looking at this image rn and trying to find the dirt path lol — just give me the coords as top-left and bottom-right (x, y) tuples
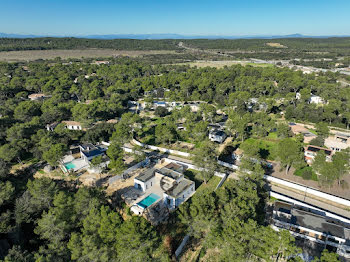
(218, 137), (233, 154)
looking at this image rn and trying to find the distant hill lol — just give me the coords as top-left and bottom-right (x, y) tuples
(1, 32), (349, 40)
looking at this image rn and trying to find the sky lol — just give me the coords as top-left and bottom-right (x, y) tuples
(0, 0), (349, 36)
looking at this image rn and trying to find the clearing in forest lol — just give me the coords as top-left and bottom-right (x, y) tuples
(266, 42), (287, 48)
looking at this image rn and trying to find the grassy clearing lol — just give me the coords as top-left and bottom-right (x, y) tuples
(195, 176), (221, 194)
(294, 166), (318, 181)
(243, 137), (279, 160)
(266, 132), (278, 140)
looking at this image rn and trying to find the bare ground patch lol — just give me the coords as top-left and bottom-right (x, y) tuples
(266, 42), (287, 48)
(0, 49), (178, 61)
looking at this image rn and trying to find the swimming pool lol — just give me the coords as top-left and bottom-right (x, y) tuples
(137, 193), (160, 209)
(64, 162), (76, 171)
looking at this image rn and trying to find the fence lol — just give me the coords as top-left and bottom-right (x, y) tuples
(175, 234), (190, 258)
(108, 159), (147, 185)
(215, 174), (228, 190)
(163, 158), (226, 178)
(217, 160), (239, 170)
(265, 175), (350, 208)
(132, 139), (191, 157)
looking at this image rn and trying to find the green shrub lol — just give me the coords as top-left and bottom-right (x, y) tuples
(294, 167), (317, 181)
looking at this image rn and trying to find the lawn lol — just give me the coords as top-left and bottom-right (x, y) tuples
(243, 137), (279, 161)
(266, 132), (278, 140)
(195, 176), (221, 194)
(294, 167), (318, 181)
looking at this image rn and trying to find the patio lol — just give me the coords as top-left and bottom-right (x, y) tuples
(61, 155), (89, 172)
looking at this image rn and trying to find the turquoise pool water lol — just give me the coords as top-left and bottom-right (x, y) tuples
(64, 162), (76, 170)
(137, 193), (160, 208)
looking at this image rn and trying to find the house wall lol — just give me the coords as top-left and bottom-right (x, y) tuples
(67, 125), (82, 130)
(163, 183), (195, 210)
(175, 183), (195, 207)
(305, 150), (332, 163)
(132, 138), (191, 157)
(163, 194), (176, 209)
(134, 177), (155, 192)
(325, 137), (350, 151)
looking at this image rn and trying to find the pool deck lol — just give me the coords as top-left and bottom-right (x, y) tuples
(61, 155), (89, 172)
(129, 161), (175, 208)
(131, 181), (164, 208)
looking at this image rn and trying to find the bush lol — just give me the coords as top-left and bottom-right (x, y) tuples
(154, 106), (168, 117)
(294, 166), (317, 181)
(309, 136), (324, 147)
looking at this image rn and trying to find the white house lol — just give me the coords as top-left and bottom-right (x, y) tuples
(46, 122), (59, 131)
(60, 143), (109, 174)
(309, 94), (325, 104)
(154, 101), (167, 108)
(325, 134), (350, 152)
(132, 162), (195, 213)
(62, 121), (83, 130)
(79, 143), (108, 162)
(134, 168), (156, 192)
(163, 179), (195, 210)
(209, 130), (227, 143)
(304, 145), (333, 164)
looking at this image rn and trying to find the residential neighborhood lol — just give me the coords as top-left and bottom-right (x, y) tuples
(1, 18), (350, 260)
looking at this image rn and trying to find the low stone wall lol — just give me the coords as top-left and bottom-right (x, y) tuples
(108, 159), (147, 185)
(132, 139), (191, 157)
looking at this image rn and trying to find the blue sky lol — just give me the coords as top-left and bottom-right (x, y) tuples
(0, 0), (349, 36)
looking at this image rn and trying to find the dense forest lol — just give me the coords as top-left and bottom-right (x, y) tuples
(0, 55), (347, 260)
(2, 37), (350, 60)
(0, 38), (179, 51)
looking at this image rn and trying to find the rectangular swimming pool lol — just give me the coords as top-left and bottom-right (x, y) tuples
(64, 162), (76, 171)
(137, 193), (160, 209)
